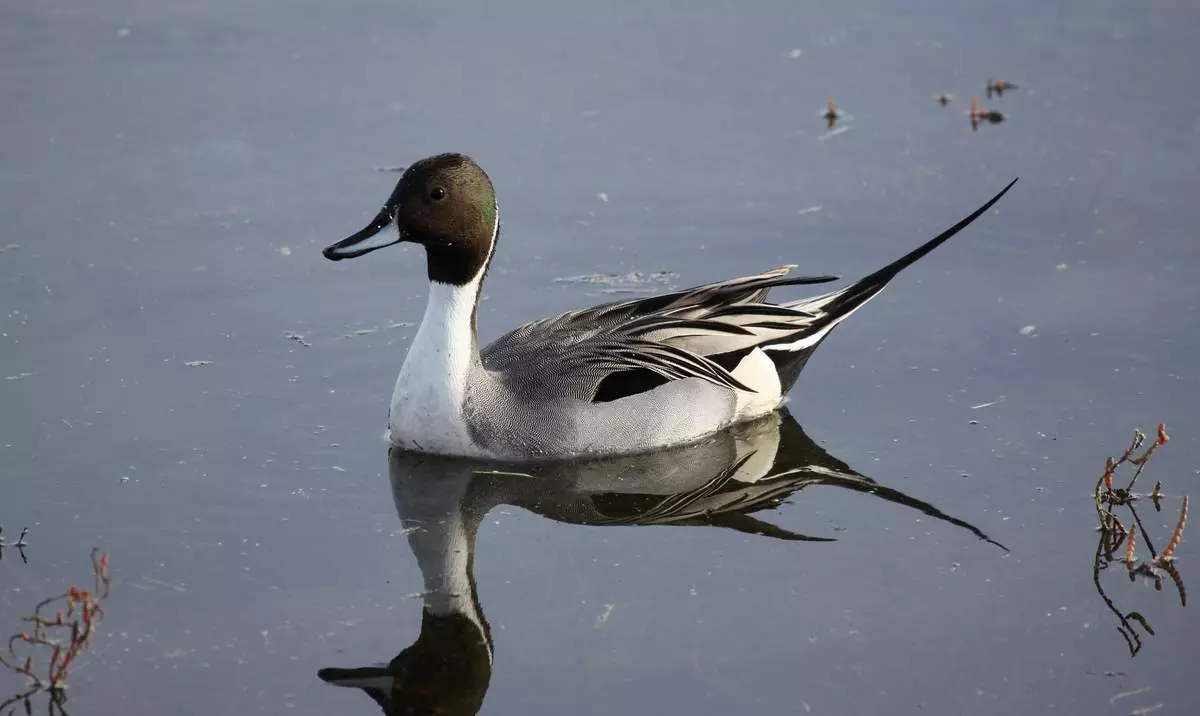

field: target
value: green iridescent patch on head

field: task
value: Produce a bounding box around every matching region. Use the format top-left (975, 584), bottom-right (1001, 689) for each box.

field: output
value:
top-left (483, 195), bottom-right (497, 229)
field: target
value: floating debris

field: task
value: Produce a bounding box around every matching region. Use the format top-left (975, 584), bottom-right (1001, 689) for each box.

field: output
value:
top-left (594, 603), bottom-right (616, 628)
top-left (0, 244), bottom-right (20, 254)
top-left (969, 96), bottom-right (1005, 131)
top-left (376, 165), bottom-right (407, 173)
top-left (970, 397), bottom-right (1005, 410)
top-left (986, 78), bottom-right (1019, 98)
top-left (279, 246), bottom-right (293, 257)
top-left (788, 48), bottom-right (804, 59)
top-left (5, 372), bottom-right (34, 381)
top-left (821, 96), bottom-right (844, 130)
top-left (183, 360), bottom-right (213, 367)
top-left (935, 91), bottom-right (953, 106)
top-left (1109, 686), bottom-right (1153, 705)
top-left (285, 332), bottom-right (311, 347)
top-left (1019, 325), bottom-right (1036, 336)
top-left (796, 205), bottom-right (823, 216)
top-left (338, 320), bottom-right (414, 339)
top-left (596, 192), bottom-right (609, 204)
top-left (555, 271), bottom-right (677, 293)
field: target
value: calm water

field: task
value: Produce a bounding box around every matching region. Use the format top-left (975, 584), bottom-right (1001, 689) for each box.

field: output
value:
top-left (3, 1), bottom-right (1199, 714)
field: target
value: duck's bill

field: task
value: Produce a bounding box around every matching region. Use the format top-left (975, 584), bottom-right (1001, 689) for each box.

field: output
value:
top-left (323, 209), bottom-right (402, 261)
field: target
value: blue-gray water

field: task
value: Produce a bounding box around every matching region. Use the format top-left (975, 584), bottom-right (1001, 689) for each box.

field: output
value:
top-left (2, 1), bottom-right (1198, 714)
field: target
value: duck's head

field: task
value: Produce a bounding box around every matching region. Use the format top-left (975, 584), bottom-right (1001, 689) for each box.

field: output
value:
top-left (323, 153), bottom-right (498, 285)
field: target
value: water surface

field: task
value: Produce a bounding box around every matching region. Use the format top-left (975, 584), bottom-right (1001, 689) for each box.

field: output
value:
top-left (2, 1), bottom-right (1198, 714)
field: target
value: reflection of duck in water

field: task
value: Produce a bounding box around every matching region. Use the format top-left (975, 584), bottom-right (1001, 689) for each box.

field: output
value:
top-left (318, 409), bottom-right (1004, 715)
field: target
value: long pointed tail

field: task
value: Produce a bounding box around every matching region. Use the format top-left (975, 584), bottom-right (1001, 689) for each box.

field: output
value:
top-left (765, 178), bottom-right (1018, 387)
top-left (823, 177), bottom-right (1018, 316)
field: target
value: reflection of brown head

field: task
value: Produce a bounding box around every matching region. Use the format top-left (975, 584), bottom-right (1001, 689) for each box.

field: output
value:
top-left (318, 609), bottom-right (492, 716)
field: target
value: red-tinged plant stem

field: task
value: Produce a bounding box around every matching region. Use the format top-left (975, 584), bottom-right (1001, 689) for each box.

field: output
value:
top-left (1161, 495), bottom-right (1189, 561)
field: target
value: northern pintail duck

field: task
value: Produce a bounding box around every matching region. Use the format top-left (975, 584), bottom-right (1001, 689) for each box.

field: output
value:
top-left (323, 153), bottom-right (1016, 460)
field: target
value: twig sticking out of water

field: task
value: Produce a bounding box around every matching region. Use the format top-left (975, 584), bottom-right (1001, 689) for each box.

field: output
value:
top-left (0, 550), bottom-right (111, 714)
top-left (1091, 423), bottom-right (1188, 657)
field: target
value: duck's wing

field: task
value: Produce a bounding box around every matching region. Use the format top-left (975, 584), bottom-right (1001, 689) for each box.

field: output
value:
top-left (480, 267), bottom-right (840, 401)
top-left (482, 178), bottom-right (1018, 404)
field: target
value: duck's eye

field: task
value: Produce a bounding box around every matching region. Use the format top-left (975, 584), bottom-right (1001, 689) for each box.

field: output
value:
top-left (429, 187), bottom-right (446, 202)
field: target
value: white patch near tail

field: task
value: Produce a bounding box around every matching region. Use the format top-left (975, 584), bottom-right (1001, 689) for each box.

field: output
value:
top-left (762, 287), bottom-right (886, 353)
top-left (730, 347), bottom-right (783, 420)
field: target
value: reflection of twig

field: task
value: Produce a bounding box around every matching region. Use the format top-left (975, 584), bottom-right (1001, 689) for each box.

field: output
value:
top-left (1092, 534), bottom-right (1146, 657)
top-left (1159, 560), bottom-right (1187, 607)
top-left (0, 526), bottom-right (29, 565)
top-left (1091, 423), bottom-right (1188, 658)
top-left (0, 550), bottom-right (110, 713)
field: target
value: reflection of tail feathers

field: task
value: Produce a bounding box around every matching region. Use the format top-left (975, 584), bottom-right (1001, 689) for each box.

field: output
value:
top-left (703, 511), bottom-right (837, 542)
top-left (583, 451), bottom-right (1005, 550)
top-left (829, 476), bottom-right (1009, 552)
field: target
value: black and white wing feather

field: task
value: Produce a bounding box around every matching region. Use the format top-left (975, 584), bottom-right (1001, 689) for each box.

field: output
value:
top-left (482, 178), bottom-right (1017, 404)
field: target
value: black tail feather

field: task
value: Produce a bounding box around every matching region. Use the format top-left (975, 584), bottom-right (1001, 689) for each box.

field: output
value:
top-left (827, 178), bottom-right (1018, 314)
top-left (769, 178), bottom-right (1018, 390)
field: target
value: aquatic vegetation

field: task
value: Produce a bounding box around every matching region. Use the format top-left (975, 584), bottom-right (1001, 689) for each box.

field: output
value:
top-left (969, 97), bottom-right (1005, 131)
top-left (986, 78), bottom-right (1019, 98)
top-left (0, 550), bottom-right (111, 715)
top-left (1092, 424), bottom-right (1189, 657)
top-left (821, 96), bottom-right (843, 130)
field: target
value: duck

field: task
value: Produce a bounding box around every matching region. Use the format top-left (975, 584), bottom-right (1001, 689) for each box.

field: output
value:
top-left (322, 153), bottom-right (1016, 460)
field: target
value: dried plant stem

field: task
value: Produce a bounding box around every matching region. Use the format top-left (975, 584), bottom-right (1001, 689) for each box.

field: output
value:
top-left (1124, 525), bottom-right (1138, 564)
top-left (0, 549), bottom-right (109, 700)
top-left (1160, 495), bottom-right (1188, 561)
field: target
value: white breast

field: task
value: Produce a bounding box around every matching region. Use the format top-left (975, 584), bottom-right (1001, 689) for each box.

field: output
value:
top-left (388, 279), bottom-right (485, 456)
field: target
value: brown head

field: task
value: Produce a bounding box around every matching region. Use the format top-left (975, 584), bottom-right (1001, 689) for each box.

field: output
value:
top-left (323, 153), bottom-right (498, 286)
